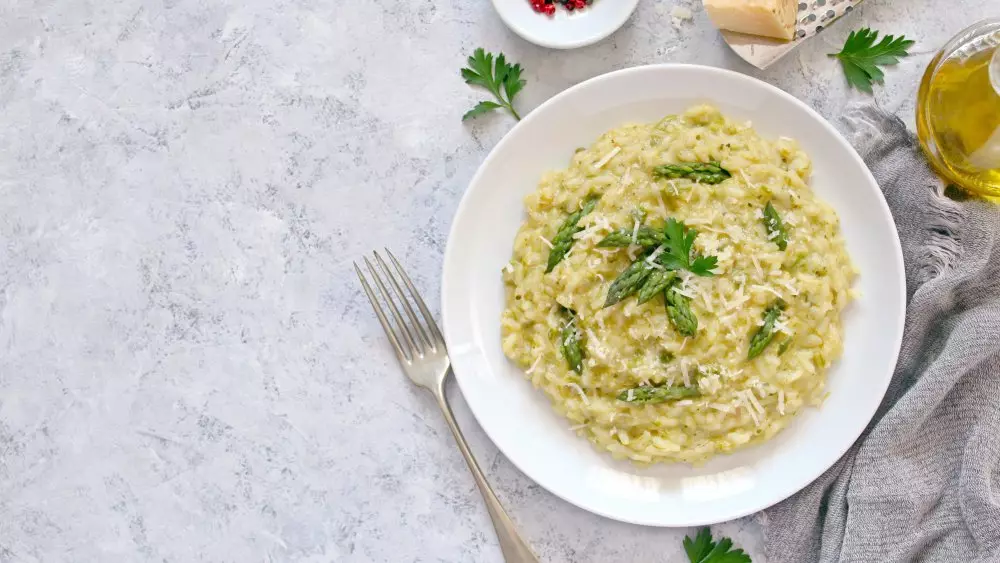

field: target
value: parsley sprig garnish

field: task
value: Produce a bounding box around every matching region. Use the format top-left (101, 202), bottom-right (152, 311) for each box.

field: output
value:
top-left (829, 28), bottom-right (915, 93)
top-left (460, 48), bottom-right (526, 121)
top-left (662, 218), bottom-right (718, 277)
top-left (683, 527), bottom-right (752, 563)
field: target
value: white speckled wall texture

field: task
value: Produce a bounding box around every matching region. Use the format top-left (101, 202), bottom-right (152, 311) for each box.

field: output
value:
top-left (0, 1), bottom-right (988, 561)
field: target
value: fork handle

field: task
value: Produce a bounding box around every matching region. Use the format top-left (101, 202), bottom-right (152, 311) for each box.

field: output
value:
top-left (435, 390), bottom-right (539, 563)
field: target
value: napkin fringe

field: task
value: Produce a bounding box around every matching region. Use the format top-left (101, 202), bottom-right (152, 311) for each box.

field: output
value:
top-left (843, 104), bottom-right (965, 285)
top-left (920, 185), bottom-right (965, 283)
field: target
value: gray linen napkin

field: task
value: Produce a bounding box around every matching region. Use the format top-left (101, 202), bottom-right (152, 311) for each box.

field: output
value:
top-left (758, 106), bottom-right (1000, 562)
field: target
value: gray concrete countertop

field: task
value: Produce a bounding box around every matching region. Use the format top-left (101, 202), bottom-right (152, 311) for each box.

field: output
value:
top-left (0, 1), bottom-right (989, 561)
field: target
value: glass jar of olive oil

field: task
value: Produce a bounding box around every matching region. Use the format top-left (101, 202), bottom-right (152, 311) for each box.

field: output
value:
top-left (916, 19), bottom-right (1000, 198)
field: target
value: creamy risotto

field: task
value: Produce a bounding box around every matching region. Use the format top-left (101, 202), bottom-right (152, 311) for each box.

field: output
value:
top-left (500, 105), bottom-right (856, 465)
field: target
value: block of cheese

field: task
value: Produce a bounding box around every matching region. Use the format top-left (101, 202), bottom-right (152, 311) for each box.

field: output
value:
top-left (702, 0), bottom-right (797, 41)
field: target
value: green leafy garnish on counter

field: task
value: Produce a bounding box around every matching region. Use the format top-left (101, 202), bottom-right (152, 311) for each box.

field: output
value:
top-left (661, 219), bottom-right (718, 277)
top-left (748, 300), bottom-right (787, 359)
top-left (603, 259), bottom-right (654, 307)
top-left (546, 196), bottom-right (599, 273)
top-left (653, 161), bottom-right (732, 184)
top-left (761, 201), bottom-right (789, 250)
top-left (617, 384), bottom-right (699, 404)
top-left (559, 310), bottom-right (585, 374)
top-left (829, 28), bottom-right (915, 93)
top-left (461, 48), bottom-right (526, 121)
top-left (665, 285), bottom-right (698, 336)
top-left (683, 527), bottom-right (752, 563)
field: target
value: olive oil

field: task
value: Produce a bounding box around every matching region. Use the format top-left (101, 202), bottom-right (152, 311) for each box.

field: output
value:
top-left (916, 20), bottom-right (1000, 198)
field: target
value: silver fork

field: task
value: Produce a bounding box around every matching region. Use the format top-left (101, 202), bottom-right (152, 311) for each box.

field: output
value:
top-left (355, 250), bottom-right (538, 563)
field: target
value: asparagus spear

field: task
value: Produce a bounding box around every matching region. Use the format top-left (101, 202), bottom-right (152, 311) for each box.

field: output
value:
top-left (653, 161), bottom-right (732, 184)
top-left (603, 259), bottom-right (654, 307)
top-left (596, 226), bottom-right (665, 248)
top-left (559, 312), bottom-right (585, 374)
top-left (748, 300), bottom-right (787, 359)
top-left (617, 384), bottom-right (700, 404)
top-left (636, 269), bottom-right (677, 304)
top-left (665, 285), bottom-right (698, 336)
top-left (762, 201), bottom-right (789, 251)
top-left (545, 196), bottom-right (600, 273)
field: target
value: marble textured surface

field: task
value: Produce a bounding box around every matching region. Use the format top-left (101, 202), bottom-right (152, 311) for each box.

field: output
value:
top-left (0, 1), bottom-right (990, 561)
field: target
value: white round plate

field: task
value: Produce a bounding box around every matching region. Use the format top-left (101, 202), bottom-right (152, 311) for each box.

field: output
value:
top-left (491, 0), bottom-right (639, 49)
top-left (441, 65), bottom-right (905, 526)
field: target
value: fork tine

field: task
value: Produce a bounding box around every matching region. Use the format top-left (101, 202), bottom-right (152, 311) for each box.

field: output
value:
top-left (373, 251), bottom-right (432, 350)
top-left (384, 248), bottom-right (446, 348)
top-left (364, 256), bottom-right (421, 356)
top-left (355, 263), bottom-right (410, 362)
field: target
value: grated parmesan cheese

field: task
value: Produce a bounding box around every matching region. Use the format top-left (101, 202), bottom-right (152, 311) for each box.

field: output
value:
top-left (750, 255), bottom-right (763, 278)
top-left (773, 319), bottom-right (793, 335)
top-left (780, 280), bottom-right (800, 296)
top-left (539, 235), bottom-right (554, 249)
top-left (645, 245), bottom-right (666, 264)
top-left (778, 389), bottom-right (786, 415)
top-left (745, 389), bottom-right (765, 416)
top-left (751, 284), bottom-right (784, 300)
top-left (621, 166), bottom-right (634, 187)
top-left (585, 328), bottom-right (609, 360)
top-left (568, 383), bottom-right (590, 405)
top-left (740, 393), bottom-right (761, 426)
top-left (740, 169), bottom-right (759, 190)
top-left (655, 189), bottom-right (668, 217)
top-left (594, 146), bottom-right (621, 169)
top-left (725, 290), bottom-right (750, 311)
top-left (525, 356), bottom-right (542, 375)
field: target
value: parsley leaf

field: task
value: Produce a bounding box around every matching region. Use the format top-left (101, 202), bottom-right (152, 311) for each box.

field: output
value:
top-left (460, 48), bottom-right (526, 121)
top-left (683, 528), bottom-right (752, 563)
top-left (829, 28), bottom-right (915, 93)
top-left (462, 101), bottom-right (502, 121)
top-left (689, 255), bottom-right (719, 277)
top-left (661, 218), bottom-right (718, 277)
top-left (684, 528), bottom-right (714, 561)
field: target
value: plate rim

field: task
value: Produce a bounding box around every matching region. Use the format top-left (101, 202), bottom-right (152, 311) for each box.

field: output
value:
top-left (441, 63), bottom-right (906, 526)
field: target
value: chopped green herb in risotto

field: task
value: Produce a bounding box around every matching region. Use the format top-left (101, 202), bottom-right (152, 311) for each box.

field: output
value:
top-left (500, 105), bottom-right (857, 465)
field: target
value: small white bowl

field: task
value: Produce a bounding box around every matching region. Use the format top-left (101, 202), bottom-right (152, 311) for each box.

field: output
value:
top-left (491, 0), bottom-right (640, 49)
